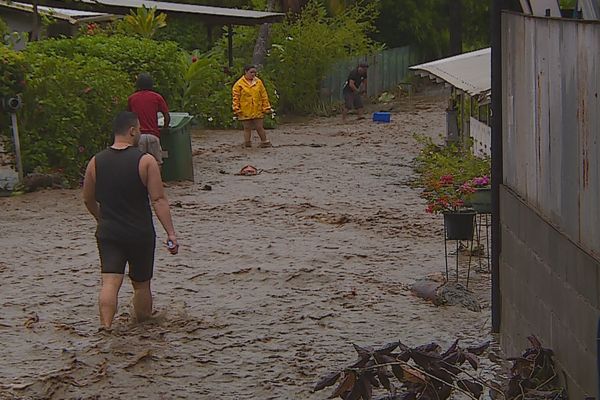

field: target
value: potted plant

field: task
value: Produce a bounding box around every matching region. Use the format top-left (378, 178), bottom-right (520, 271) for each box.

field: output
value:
top-left (422, 174), bottom-right (477, 240)
top-left (468, 175), bottom-right (491, 214)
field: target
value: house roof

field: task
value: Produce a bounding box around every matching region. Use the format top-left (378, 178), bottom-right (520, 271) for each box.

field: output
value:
top-left (12, 0), bottom-right (285, 25)
top-left (0, 1), bottom-right (114, 24)
top-left (409, 48), bottom-right (491, 97)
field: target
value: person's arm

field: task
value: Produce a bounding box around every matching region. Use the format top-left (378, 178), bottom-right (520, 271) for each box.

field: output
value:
top-left (232, 81), bottom-right (242, 116)
top-left (349, 79), bottom-right (359, 93)
top-left (162, 112), bottom-right (171, 129)
top-left (259, 81), bottom-right (272, 114)
top-left (143, 155), bottom-right (178, 253)
top-left (158, 96), bottom-right (170, 128)
top-left (82, 157), bottom-right (100, 221)
top-left (361, 78), bottom-right (368, 94)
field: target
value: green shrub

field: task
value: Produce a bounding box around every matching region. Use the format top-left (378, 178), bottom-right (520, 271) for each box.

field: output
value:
top-left (265, 0), bottom-right (379, 114)
top-left (154, 15), bottom-right (212, 52)
top-left (26, 35), bottom-right (183, 103)
top-left (19, 53), bottom-right (132, 182)
top-left (413, 135), bottom-right (490, 189)
top-left (0, 45), bottom-right (27, 95)
top-left (0, 45), bottom-right (27, 140)
top-left (172, 51), bottom-right (278, 129)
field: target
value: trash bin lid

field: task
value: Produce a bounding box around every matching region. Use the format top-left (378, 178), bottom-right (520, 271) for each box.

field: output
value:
top-left (158, 112), bottom-right (193, 129)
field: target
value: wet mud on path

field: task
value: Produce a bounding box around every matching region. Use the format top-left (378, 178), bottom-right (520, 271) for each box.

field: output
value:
top-left (0, 93), bottom-right (497, 399)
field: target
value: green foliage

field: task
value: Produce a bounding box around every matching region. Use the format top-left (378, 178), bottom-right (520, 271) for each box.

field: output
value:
top-left (154, 15), bottom-right (212, 52)
top-left (0, 16), bottom-right (7, 39)
top-left (119, 6), bottom-right (167, 39)
top-left (462, 0), bottom-right (490, 52)
top-left (173, 52), bottom-right (238, 128)
top-left (0, 45), bottom-right (28, 140)
top-left (413, 135), bottom-right (490, 187)
top-left (373, 0), bottom-right (491, 58)
top-left (413, 135), bottom-right (490, 214)
top-left (0, 45), bottom-right (27, 96)
top-left (18, 53), bottom-right (132, 182)
top-left (25, 35), bottom-right (183, 103)
top-left (266, 0), bottom-right (378, 113)
top-left (172, 51), bottom-right (278, 128)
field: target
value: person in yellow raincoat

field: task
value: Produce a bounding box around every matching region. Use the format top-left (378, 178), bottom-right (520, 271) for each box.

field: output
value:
top-left (232, 65), bottom-right (273, 148)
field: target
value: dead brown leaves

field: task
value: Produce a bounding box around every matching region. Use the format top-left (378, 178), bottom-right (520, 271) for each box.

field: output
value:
top-left (314, 338), bottom-right (490, 400)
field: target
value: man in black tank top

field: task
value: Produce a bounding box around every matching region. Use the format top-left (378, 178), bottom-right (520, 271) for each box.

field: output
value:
top-left (82, 111), bottom-right (179, 331)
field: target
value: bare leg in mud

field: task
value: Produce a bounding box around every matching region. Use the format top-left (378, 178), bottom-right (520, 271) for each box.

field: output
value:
top-left (99, 273), bottom-right (124, 329)
top-left (242, 119), bottom-right (270, 147)
top-left (99, 275), bottom-right (153, 329)
top-left (131, 279), bottom-right (153, 322)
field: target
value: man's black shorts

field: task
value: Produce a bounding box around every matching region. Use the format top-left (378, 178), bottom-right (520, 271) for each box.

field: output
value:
top-left (97, 239), bottom-right (155, 282)
top-left (343, 89), bottom-right (363, 110)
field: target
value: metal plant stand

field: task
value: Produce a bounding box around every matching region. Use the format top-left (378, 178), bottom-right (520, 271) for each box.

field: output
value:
top-left (474, 212), bottom-right (492, 272)
top-left (443, 215), bottom-right (475, 288)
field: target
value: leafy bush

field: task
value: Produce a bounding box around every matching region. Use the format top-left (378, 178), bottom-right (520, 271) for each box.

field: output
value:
top-left (265, 0), bottom-right (379, 113)
top-left (0, 45), bottom-right (27, 140)
top-left (18, 53), bottom-right (132, 182)
top-left (172, 50), bottom-right (278, 129)
top-left (25, 35), bottom-right (183, 103)
top-left (154, 15), bottom-right (212, 52)
top-left (0, 45), bottom-right (27, 96)
top-left (118, 6), bottom-right (167, 39)
top-left (413, 135), bottom-right (491, 214)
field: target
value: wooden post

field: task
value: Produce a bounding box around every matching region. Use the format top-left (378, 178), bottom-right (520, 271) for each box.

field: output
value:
top-left (227, 24), bottom-right (233, 68)
top-left (10, 113), bottom-right (24, 184)
top-left (31, 1), bottom-right (41, 41)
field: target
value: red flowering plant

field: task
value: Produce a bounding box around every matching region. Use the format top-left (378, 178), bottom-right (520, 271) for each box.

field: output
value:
top-left (422, 174), bottom-right (476, 214)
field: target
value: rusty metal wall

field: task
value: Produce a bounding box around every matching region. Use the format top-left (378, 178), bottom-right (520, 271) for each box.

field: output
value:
top-left (320, 46), bottom-right (419, 103)
top-left (503, 12), bottom-right (600, 255)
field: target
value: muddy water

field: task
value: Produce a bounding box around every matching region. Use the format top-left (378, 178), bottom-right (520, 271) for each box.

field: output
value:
top-left (0, 93), bottom-right (499, 399)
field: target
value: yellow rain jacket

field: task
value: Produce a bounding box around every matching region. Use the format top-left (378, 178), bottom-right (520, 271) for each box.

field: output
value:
top-left (232, 76), bottom-right (272, 120)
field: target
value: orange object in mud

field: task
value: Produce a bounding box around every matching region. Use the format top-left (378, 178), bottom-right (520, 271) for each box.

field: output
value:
top-left (239, 165), bottom-right (258, 176)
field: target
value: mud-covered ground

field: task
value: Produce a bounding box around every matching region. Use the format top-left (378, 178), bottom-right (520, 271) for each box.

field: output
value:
top-left (0, 92), bottom-right (499, 399)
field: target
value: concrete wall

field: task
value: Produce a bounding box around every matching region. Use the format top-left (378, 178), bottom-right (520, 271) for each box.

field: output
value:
top-left (500, 185), bottom-right (600, 398)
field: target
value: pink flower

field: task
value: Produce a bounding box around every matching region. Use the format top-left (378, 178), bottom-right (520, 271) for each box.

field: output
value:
top-left (191, 56), bottom-right (198, 63)
top-left (78, 146), bottom-right (85, 154)
top-left (440, 174), bottom-right (454, 185)
top-left (472, 175), bottom-right (490, 187)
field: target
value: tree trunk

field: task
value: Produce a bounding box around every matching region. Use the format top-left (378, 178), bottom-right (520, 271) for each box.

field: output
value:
top-left (448, 0), bottom-right (462, 56)
top-left (252, 0), bottom-right (277, 69)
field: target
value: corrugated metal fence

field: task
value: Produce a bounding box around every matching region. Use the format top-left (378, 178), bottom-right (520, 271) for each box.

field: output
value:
top-left (503, 12), bottom-right (600, 254)
top-left (320, 46), bottom-right (419, 103)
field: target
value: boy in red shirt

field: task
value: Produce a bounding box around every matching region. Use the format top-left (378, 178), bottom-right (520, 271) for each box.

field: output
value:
top-left (127, 73), bottom-right (170, 165)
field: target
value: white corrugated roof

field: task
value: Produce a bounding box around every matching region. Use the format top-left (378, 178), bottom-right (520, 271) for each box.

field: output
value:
top-left (410, 48), bottom-right (491, 97)
top-left (13, 0), bottom-right (285, 24)
top-left (1, 1), bottom-right (112, 22)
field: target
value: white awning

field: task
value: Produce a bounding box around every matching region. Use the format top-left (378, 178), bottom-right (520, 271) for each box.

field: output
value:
top-left (410, 48), bottom-right (491, 97)
top-left (13, 0), bottom-right (285, 25)
top-left (1, 1), bottom-right (114, 23)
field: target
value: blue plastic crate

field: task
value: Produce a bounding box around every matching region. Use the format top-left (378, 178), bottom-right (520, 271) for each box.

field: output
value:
top-left (373, 112), bottom-right (391, 123)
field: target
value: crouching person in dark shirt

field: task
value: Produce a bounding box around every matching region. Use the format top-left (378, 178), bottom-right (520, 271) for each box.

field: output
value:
top-left (342, 62), bottom-right (368, 122)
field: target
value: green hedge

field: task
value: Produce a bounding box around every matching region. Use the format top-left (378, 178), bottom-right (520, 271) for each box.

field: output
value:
top-left (0, 45), bottom-right (27, 141)
top-left (26, 35), bottom-right (183, 103)
top-left (19, 53), bottom-right (132, 181)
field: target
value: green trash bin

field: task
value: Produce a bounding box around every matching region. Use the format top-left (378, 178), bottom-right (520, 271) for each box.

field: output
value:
top-left (159, 112), bottom-right (194, 182)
